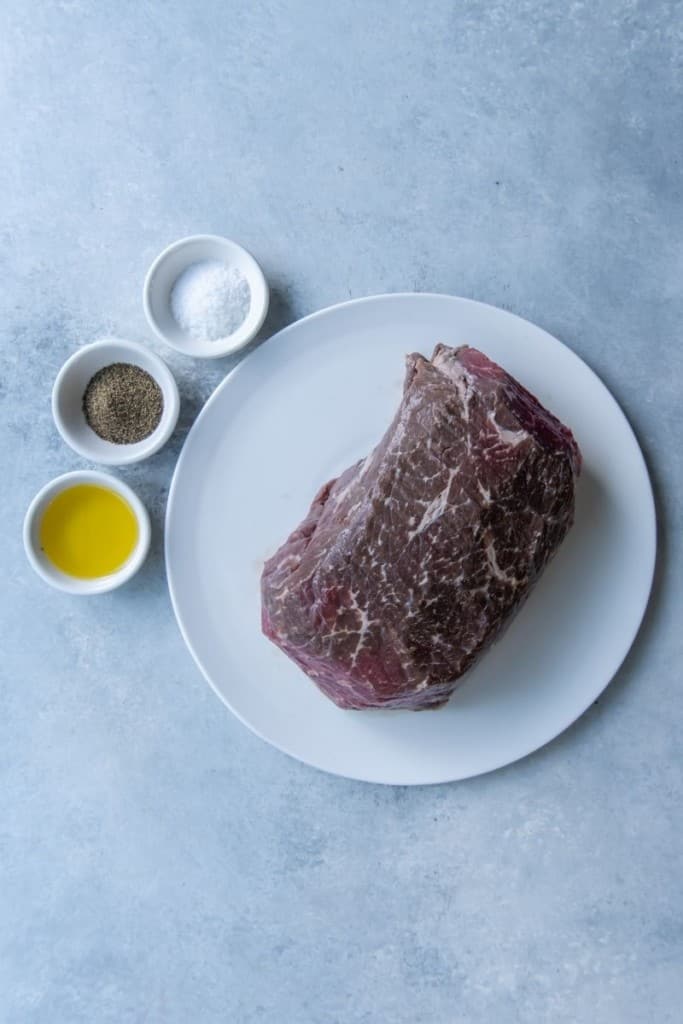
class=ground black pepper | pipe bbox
[83,362,163,444]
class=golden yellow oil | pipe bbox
[39,483,138,579]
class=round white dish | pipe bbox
[24,469,151,594]
[143,234,269,358]
[165,293,656,785]
[52,337,180,466]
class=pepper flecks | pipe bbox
[83,362,163,445]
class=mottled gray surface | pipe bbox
[1,1,681,1021]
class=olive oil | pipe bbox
[40,484,138,579]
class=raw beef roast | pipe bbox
[261,344,581,710]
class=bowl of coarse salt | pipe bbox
[143,234,269,358]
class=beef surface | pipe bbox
[261,344,581,710]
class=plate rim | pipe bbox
[165,292,657,785]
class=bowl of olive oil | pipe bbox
[24,470,150,594]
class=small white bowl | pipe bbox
[143,234,269,358]
[52,338,180,466]
[23,470,151,595]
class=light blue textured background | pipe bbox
[1,2,681,1022]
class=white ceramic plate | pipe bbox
[166,294,656,785]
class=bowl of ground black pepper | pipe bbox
[52,338,180,465]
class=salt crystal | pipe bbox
[170,260,251,342]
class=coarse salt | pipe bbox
[170,260,251,342]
